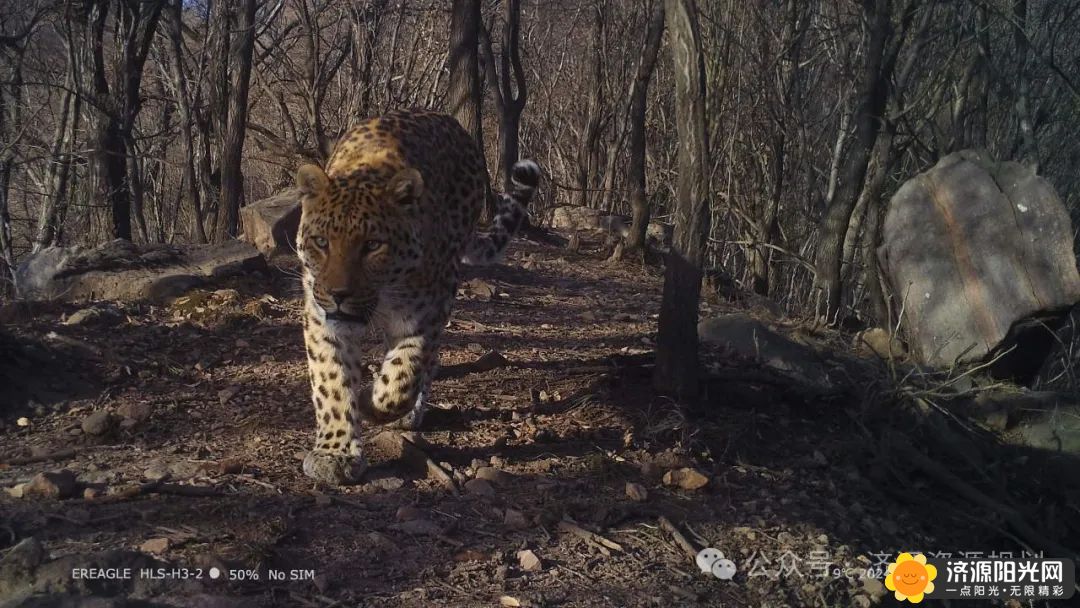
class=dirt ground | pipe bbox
[0,236,1065,607]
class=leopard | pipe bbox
[293,109,540,485]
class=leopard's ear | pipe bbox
[387,168,424,204]
[296,164,330,197]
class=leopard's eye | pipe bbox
[363,240,384,253]
[311,236,329,250]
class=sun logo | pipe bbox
[885,552,937,603]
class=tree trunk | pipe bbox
[447,0,490,216]
[1011,0,1038,168]
[498,0,527,188]
[655,0,711,401]
[447,0,483,145]
[625,0,666,254]
[216,0,257,241]
[79,0,163,242]
[165,0,208,243]
[35,87,81,251]
[812,0,891,322]
[576,2,605,209]
[0,158,14,289]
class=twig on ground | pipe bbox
[1,448,77,466]
[558,519,623,556]
[87,480,223,503]
[658,516,699,562]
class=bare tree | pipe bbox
[447,0,483,145]
[575,0,606,209]
[655,0,710,400]
[812,0,895,322]
[623,0,664,254]
[162,0,207,242]
[213,0,257,241]
[75,0,165,242]
[480,0,528,189]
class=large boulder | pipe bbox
[15,239,266,303]
[879,150,1080,369]
[240,188,302,256]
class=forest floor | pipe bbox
[0,234,1048,607]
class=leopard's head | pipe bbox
[295,163,424,324]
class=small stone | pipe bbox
[6,483,26,498]
[368,477,404,491]
[464,478,496,497]
[81,410,114,435]
[500,596,522,607]
[474,466,508,484]
[396,505,423,522]
[465,342,484,354]
[83,487,102,500]
[235,339,250,348]
[517,549,542,572]
[625,482,648,502]
[171,461,204,478]
[16,416,30,427]
[68,428,82,436]
[141,538,170,554]
[852,596,872,608]
[143,460,172,482]
[24,470,80,499]
[662,467,710,490]
[64,307,114,326]
[117,401,152,423]
[217,386,240,406]
[503,509,529,529]
[469,458,487,472]
[540,323,553,329]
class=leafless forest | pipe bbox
[1,0,1077,321]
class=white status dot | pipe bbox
[209,567,221,579]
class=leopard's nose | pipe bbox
[330,288,353,305]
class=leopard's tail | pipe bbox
[461,160,541,265]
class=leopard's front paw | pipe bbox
[302,450,368,485]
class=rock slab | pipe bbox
[879,150,1080,367]
[15,239,266,303]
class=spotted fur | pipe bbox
[294,109,540,484]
